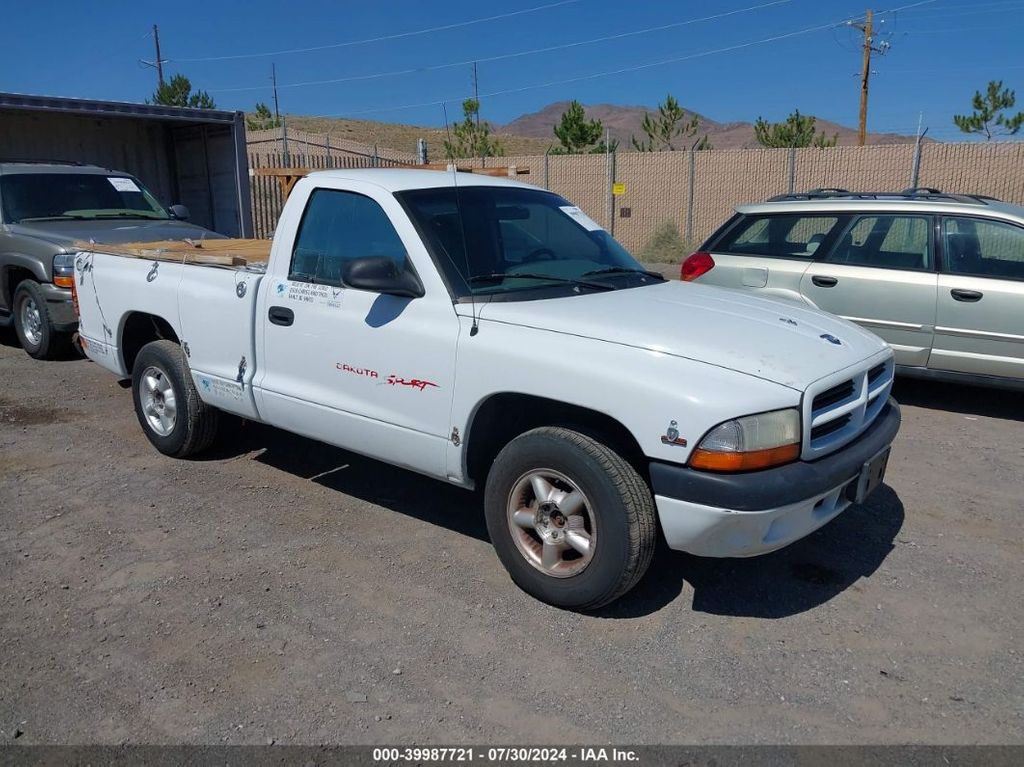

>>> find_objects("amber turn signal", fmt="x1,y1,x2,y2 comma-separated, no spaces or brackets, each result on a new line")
53,275,75,289
689,442,800,472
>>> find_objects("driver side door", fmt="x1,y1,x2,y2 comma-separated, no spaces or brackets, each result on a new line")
255,185,460,479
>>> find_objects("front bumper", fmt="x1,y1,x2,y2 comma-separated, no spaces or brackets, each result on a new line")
39,282,77,331
651,398,901,557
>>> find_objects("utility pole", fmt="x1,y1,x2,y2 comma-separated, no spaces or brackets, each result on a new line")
472,63,480,122
140,24,167,89
271,63,281,123
472,62,482,165
849,9,889,146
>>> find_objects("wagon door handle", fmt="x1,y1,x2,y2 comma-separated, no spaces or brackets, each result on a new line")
812,275,838,288
950,289,983,303
268,306,294,326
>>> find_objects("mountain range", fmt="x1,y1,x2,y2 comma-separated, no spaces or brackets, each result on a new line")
284,102,923,158
499,101,920,150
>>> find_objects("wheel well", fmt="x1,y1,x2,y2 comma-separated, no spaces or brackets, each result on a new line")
4,266,35,307
465,393,648,486
121,313,180,373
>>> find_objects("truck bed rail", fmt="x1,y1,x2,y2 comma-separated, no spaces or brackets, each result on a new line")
74,238,271,269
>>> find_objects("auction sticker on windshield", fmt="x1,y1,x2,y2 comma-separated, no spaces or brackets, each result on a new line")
559,205,602,231
108,177,141,193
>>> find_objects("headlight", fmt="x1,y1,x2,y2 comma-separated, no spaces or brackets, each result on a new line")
689,408,801,472
53,253,75,289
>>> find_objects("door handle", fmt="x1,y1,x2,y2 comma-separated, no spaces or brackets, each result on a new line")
812,275,838,288
950,288,983,303
268,306,294,326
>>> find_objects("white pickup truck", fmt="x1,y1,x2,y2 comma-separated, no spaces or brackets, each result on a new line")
74,169,900,610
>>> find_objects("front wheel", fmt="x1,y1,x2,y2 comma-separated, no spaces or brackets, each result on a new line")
13,280,69,360
484,427,657,610
131,340,218,457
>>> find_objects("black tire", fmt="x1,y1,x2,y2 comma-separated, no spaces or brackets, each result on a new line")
13,280,70,360
484,427,656,611
131,339,218,457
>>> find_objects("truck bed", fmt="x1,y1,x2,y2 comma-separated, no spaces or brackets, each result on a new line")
74,238,271,269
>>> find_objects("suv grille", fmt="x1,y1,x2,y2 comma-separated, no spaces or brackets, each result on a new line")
802,358,894,459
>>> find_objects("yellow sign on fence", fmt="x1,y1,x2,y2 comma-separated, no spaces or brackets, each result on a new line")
612,182,626,196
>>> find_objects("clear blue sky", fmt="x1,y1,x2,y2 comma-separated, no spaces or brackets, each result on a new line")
3,0,1023,139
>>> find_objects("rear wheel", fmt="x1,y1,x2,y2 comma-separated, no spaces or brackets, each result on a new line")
131,340,218,457
484,427,656,610
13,280,69,360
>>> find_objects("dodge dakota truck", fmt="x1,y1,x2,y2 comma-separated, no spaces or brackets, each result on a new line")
0,160,220,359
74,169,901,610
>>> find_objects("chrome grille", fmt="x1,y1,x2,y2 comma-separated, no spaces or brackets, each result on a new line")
802,355,894,459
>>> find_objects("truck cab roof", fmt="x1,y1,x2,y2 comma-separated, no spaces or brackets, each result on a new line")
304,168,537,193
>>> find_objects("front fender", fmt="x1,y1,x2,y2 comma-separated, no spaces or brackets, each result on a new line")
447,317,799,484
1,252,51,306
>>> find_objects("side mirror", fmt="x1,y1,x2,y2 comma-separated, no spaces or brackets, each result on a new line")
169,204,191,220
342,256,423,298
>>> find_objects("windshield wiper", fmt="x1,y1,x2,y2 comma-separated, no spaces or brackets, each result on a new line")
18,214,89,222
581,266,666,280
468,272,615,291
91,213,164,220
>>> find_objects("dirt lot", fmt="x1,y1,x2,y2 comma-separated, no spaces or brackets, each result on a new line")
1,329,1022,746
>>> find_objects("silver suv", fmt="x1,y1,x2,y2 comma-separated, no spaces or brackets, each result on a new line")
684,188,1024,390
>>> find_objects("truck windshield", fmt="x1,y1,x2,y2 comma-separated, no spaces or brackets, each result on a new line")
396,186,658,298
0,173,170,223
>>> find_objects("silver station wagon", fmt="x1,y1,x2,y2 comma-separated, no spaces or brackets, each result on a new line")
684,188,1024,390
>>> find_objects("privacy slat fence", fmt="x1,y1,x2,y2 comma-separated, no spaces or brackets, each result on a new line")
248,151,411,238
247,129,1024,259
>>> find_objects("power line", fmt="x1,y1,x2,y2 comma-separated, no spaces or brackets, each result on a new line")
908,24,1020,32
892,3,1024,19
327,14,890,118
209,0,793,93
893,0,1024,13
270,0,940,121
175,0,583,63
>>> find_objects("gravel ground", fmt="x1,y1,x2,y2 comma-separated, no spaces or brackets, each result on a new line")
1,328,1022,745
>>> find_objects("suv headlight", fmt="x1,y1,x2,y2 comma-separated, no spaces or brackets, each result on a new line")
689,408,801,472
53,253,75,289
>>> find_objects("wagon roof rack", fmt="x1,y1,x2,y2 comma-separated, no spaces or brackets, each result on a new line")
766,187,1000,205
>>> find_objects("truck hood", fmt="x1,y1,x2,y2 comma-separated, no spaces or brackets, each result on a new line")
465,280,888,391
8,219,224,248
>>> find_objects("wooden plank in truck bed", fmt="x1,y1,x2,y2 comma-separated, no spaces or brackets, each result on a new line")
74,239,272,268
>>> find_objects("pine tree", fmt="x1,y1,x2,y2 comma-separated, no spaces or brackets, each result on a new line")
443,99,503,160
753,109,836,148
953,80,1024,140
246,102,281,130
631,95,711,151
551,101,605,154
150,74,216,109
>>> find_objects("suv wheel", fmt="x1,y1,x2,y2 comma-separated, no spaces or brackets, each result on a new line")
13,280,68,360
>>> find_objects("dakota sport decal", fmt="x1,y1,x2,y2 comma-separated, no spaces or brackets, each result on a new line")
337,363,438,391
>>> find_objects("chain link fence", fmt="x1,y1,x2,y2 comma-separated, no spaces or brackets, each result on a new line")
247,129,1024,261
